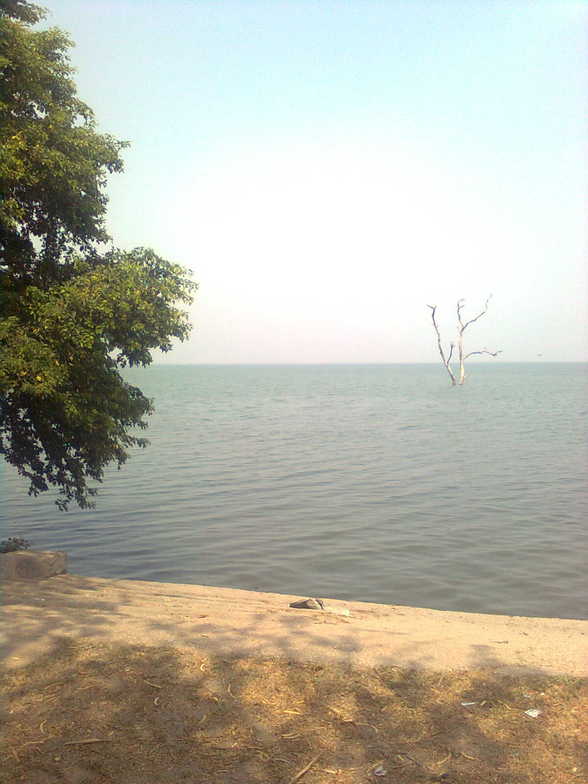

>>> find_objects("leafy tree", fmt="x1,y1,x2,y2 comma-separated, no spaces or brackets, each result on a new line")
0,0,196,508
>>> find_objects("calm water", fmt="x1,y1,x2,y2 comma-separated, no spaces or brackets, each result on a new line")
2,363,587,619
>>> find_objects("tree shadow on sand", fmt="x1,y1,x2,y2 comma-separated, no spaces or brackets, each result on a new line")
2,579,586,784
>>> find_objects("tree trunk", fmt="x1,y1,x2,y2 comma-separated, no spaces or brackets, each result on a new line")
427,305,457,385
458,333,466,385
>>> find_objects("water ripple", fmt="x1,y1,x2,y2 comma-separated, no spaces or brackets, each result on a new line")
2,363,587,619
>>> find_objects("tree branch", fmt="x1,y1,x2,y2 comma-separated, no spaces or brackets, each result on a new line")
464,349,501,359
458,295,492,334
456,298,466,329
447,342,455,365
427,305,457,385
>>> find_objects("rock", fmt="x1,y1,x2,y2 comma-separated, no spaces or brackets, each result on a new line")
0,550,67,579
289,598,325,610
289,598,351,616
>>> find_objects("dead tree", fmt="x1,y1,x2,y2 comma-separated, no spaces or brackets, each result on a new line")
427,297,501,386
427,304,457,385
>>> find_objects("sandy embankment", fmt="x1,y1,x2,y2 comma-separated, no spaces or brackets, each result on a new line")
2,573,587,675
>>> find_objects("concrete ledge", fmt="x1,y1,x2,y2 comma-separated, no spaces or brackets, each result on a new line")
2,573,587,675
0,550,67,580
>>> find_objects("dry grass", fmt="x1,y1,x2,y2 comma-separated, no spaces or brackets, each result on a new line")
2,639,586,784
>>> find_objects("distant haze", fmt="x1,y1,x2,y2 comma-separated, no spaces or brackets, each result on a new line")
47,1,587,363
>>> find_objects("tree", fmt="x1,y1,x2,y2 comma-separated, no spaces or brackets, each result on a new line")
427,297,500,385
0,0,196,509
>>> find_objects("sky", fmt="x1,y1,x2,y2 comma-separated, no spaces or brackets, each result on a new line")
45,0,586,363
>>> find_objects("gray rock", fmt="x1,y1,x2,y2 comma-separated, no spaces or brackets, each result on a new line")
289,597,351,616
289,597,325,610
0,550,67,579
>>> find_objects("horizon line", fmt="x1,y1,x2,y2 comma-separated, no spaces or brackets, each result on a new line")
149,360,588,367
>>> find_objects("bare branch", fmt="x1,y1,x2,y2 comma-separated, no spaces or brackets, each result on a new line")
464,349,502,359
459,295,492,334
427,305,457,385
456,298,466,329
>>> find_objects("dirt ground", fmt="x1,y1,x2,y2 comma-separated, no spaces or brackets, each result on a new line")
2,575,587,783
2,638,587,784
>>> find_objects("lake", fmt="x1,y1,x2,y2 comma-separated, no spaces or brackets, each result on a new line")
2,363,586,619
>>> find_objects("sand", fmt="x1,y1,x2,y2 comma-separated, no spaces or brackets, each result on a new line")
2,574,586,675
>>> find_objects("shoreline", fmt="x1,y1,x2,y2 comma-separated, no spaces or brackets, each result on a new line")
3,573,587,676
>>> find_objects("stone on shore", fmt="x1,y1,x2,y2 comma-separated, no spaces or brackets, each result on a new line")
289,597,351,616
0,550,68,580
289,598,325,610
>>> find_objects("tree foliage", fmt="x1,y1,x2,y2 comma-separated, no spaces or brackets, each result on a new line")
0,0,196,508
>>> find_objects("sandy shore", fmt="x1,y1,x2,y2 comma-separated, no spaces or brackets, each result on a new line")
2,573,587,675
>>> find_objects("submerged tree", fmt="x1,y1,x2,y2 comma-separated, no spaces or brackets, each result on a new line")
427,297,500,386
0,0,197,508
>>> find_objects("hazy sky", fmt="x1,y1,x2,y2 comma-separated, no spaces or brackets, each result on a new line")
46,0,586,363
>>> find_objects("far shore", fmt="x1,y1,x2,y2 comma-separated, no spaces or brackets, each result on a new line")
3,573,587,676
